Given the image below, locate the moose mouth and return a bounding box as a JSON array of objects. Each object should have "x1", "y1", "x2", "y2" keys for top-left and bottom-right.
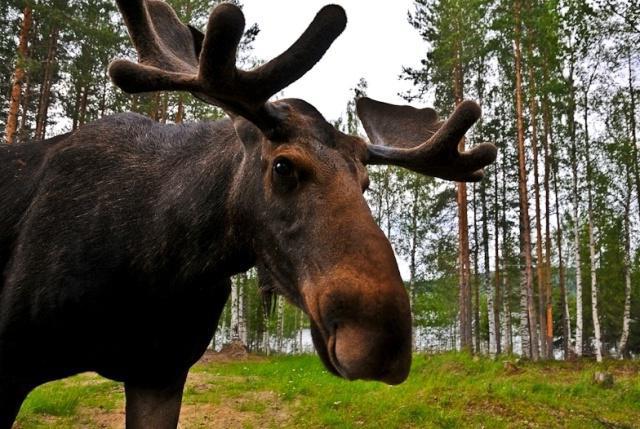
[
  {"x1": 309, "y1": 319, "x2": 343, "y2": 378},
  {"x1": 309, "y1": 318, "x2": 410, "y2": 385}
]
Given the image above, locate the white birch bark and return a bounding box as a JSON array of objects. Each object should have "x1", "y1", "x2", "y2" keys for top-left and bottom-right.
[
  {"x1": 230, "y1": 275, "x2": 247, "y2": 345},
  {"x1": 520, "y1": 273, "x2": 531, "y2": 358},
  {"x1": 573, "y1": 178, "x2": 583, "y2": 357},
  {"x1": 501, "y1": 157, "x2": 513, "y2": 354},
  {"x1": 619, "y1": 228, "x2": 632, "y2": 357},
  {"x1": 487, "y1": 272, "x2": 496, "y2": 355},
  {"x1": 238, "y1": 280, "x2": 247, "y2": 344},
  {"x1": 588, "y1": 213, "x2": 602, "y2": 362},
  {"x1": 230, "y1": 276, "x2": 240, "y2": 341},
  {"x1": 502, "y1": 275, "x2": 513, "y2": 354},
  {"x1": 619, "y1": 179, "x2": 632, "y2": 357},
  {"x1": 263, "y1": 311, "x2": 271, "y2": 356},
  {"x1": 583, "y1": 83, "x2": 601, "y2": 362},
  {"x1": 276, "y1": 295, "x2": 285, "y2": 353}
]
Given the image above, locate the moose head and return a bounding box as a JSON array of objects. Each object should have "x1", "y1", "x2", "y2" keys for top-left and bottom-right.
[{"x1": 109, "y1": 1, "x2": 496, "y2": 384}]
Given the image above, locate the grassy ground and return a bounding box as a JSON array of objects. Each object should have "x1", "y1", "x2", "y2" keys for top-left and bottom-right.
[{"x1": 14, "y1": 352, "x2": 640, "y2": 428}]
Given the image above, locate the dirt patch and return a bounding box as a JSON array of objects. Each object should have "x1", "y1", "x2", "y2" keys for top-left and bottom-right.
[
  {"x1": 69, "y1": 384, "x2": 291, "y2": 429},
  {"x1": 82, "y1": 408, "x2": 126, "y2": 428},
  {"x1": 197, "y1": 349, "x2": 267, "y2": 365},
  {"x1": 73, "y1": 390, "x2": 290, "y2": 429},
  {"x1": 184, "y1": 371, "x2": 248, "y2": 395},
  {"x1": 218, "y1": 340, "x2": 249, "y2": 359},
  {"x1": 179, "y1": 391, "x2": 290, "y2": 429}
]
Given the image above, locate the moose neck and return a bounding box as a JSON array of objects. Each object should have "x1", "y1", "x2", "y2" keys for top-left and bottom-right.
[{"x1": 148, "y1": 118, "x2": 258, "y2": 282}]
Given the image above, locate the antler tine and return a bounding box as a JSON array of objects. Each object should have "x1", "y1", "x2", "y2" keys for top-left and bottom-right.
[
  {"x1": 195, "y1": 3, "x2": 347, "y2": 132},
  {"x1": 242, "y1": 5, "x2": 348, "y2": 101},
  {"x1": 366, "y1": 101, "x2": 497, "y2": 182},
  {"x1": 109, "y1": 0, "x2": 201, "y2": 94},
  {"x1": 109, "y1": 1, "x2": 347, "y2": 138},
  {"x1": 115, "y1": 0, "x2": 157, "y2": 60}
]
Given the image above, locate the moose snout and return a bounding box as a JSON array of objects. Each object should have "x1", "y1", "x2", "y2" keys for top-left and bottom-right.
[
  {"x1": 306, "y1": 267, "x2": 412, "y2": 385},
  {"x1": 332, "y1": 319, "x2": 411, "y2": 384}
]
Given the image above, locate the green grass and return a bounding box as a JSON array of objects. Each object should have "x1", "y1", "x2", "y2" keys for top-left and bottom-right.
[{"x1": 15, "y1": 353, "x2": 640, "y2": 428}]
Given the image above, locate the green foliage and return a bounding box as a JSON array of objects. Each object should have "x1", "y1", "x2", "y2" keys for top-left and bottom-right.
[
  {"x1": 16, "y1": 353, "x2": 640, "y2": 428},
  {"x1": 403, "y1": 0, "x2": 491, "y2": 109}
]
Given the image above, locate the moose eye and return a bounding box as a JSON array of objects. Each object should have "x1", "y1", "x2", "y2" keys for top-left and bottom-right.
[{"x1": 273, "y1": 158, "x2": 294, "y2": 177}]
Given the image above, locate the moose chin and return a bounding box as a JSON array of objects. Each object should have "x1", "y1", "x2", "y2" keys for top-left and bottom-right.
[{"x1": 0, "y1": 1, "x2": 496, "y2": 427}]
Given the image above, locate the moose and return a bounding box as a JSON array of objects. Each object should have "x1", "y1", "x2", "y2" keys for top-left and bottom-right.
[{"x1": 0, "y1": 1, "x2": 497, "y2": 427}]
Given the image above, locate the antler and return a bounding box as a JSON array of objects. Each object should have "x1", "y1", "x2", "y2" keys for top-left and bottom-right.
[
  {"x1": 356, "y1": 98, "x2": 497, "y2": 182},
  {"x1": 109, "y1": 0, "x2": 347, "y2": 138}
]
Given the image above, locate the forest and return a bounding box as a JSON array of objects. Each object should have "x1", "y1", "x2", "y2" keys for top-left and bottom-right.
[{"x1": 1, "y1": 0, "x2": 639, "y2": 363}]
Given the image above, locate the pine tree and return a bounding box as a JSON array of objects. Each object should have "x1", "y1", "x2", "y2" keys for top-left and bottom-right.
[{"x1": 5, "y1": 3, "x2": 32, "y2": 144}]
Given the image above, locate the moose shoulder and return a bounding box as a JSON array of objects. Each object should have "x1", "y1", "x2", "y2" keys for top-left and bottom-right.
[{"x1": 0, "y1": 1, "x2": 497, "y2": 428}]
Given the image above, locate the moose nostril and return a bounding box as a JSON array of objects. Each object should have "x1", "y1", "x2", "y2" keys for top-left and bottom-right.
[{"x1": 330, "y1": 323, "x2": 411, "y2": 384}]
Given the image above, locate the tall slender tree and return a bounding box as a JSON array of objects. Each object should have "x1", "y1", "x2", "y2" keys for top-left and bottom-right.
[{"x1": 5, "y1": 3, "x2": 32, "y2": 144}]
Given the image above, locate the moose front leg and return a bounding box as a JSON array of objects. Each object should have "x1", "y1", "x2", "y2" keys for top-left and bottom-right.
[{"x1": 124, "y1": 373, "x2": 188, "y2": 429}]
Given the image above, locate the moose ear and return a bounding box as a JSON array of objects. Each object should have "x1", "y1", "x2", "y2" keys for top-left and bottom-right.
[{"x1": 356, "y1": 97, "x2": 442, "y2": 149}]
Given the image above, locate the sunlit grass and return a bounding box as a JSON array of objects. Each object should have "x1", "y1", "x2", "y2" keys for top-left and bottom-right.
[{"x1": 16, "y1": 352, "x2": 640, "y2": 428}]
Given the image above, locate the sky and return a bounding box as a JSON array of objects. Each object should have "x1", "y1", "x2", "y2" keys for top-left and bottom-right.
[{"x1": 240, "y1": 0, "x2": 429, "y2": 122}]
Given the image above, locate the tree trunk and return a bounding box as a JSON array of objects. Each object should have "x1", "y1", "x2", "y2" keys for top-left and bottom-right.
[
  {"x1": 78, "y1": 86, "x2": 89, "y2": 126},
  {"x1": 453, "y1": 33, "x2": 472, "y2": 352},
  {"x1": 276, "y1": 295, "x2": 285, "y2": 353},
  {"x1": 262, "y1": 311, "x2": 270, "y2": 356},
  {"x1": 620, "y1": 50, "x2": 636, "y2": 358},
  {"x1": 18, "y1": 72, "x2": 32, "y2": 142},
  {"x1": 230, "y1": 276, "x2": 241, "y2": 341},
  {"x1": 541, "y1": 60, "x2": 555, "y2": 360},
  {"x1": 514, "y1": 0, "x2": 538, "y2": 360},
  {"x1": 618, "y1": 165, "x2": 632, "y2": 358},
  {"x1": 239, "y1": 280, "x2": 247, "y2": 344},
  {"x1": 550, "y1": 117, "x2": 571, "y2": 359},
  {"x1": 150, "y1": 92, "x2": 161, "y2": 121},
  {"x1": 72, "y1": 83, "x2": 81, "y2": 131},
  {"x1": 584, "y1": 89, "x2": 602, "y2": 363},
  {"x1": 472, "y1": 184, "x2": 481, "y2": 353},
  {"x1": 493, "y1": 164, "x2": 502, "y2": 355},
  {"x1": 527, "y1": 54, "x2": 548, "y2": 360},
  {"x1": 627, "y1": 48, "x2": 640, "y2": 225},
  {"x1": 99, "y1": 74, "x2": 108, "y2": 118},
  {"x1": 566, "y1": 54, "x2": 584, "y2": 358},
  {"x1": 161, "y1": 92, "x2": 169, "y2": 124},
  {"x1": 409, "y1": 179, "x2": 420, "y2": 351},
  {"x1": 230, "y1": 275, "x2": 247, "y2": 346},
  {"x1": 481, "y1": 176, "x2": 496, "y2": 355},
  {"x1": 175, "y1": 94, "x2": 185, "y2": 123},
  {"x1": 5, "y1": 5, "x2": 32, "y2": 144},
  {"x1": 254, "y1": 297, "x2": 264, "y2": 352},
  {"x1": 35, "y1": 24, "x2": 60, "y2": 140},
  {"x1": 457, "y1": 149, "x2": 472, "y2": 352},
  {"x1": 219, "y1": 308, "x2": 227, "y2": 349},
  {"x1": 501, "y1": 153, "x2": 513, "y2": 354}
]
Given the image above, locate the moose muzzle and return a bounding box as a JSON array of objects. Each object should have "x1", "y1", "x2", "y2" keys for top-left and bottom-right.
[{"x1": 303, "y1": 232, "x2": 412, "y2": 385}]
